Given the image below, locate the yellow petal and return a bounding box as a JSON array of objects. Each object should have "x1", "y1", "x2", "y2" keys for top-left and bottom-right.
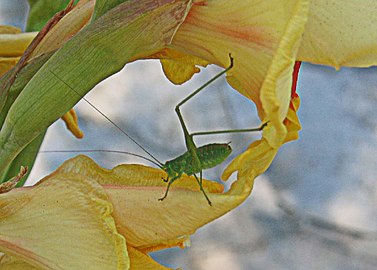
[
  {"x1": 0, "y1": 254, "x2": 39, "y2": 269},
  {"x1": 0, "y1": 26, "x2": 21, "y2": 34},
  {"x1": 0, "y1": 173, "x2": 128, "y2": 269},
  {"x1": 298, "y1": 1, "x2": 377, "y2": 68},
  {"x1": 0, "y1": 57, "x2": 19, "y2": 76},
  {"x1": 128, "y1": 247, "x2": 172, "y2": 270},
  {"x1": 0, "y1": 32, "x2": 36, "y2": 58},
  {"x1": 61, "y1": 108, "x2": 84, "y2": 139},
  {"x1": 150, "y1": 48, "x2": 209, "y2": 84},
  {"x1": 0, "y1": 27, "x2": 37, "y2": 75},
  {"x1": 53, "y1": 155, "x2": 223, "y2": 193},
  {"x1": 171, "y1": 0, "x2": 306, "y2": 113},
  {"x1": 50, "y1": 155, "x2": 262, "y2": 252},
  {"x1": 283, "y1": 95, "x2": 301, "y2": 143}
]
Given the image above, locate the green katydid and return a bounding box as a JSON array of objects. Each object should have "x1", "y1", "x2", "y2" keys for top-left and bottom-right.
[
  {"x1": 158, "y1": 55, "x2": 267, "y2": 205},
  {"x1": 49, "y1": 55, "x2": 267, "y2": 205}
]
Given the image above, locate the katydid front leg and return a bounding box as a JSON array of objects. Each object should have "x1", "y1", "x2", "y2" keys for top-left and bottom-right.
[{"x1": 174, "y1": 104, "x2": 210, "y2": 204}]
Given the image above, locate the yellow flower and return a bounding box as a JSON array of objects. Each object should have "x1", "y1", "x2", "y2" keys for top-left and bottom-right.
[
  {"x1": 1, "y1": 0, "x2": 377, "y2": 269},
  {"x1": 1, "y1": 0, "x2": 309, "y2": 268}
]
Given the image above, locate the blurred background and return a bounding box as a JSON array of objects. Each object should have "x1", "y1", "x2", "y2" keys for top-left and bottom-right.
[{"x1": 2, "y1": 1, "x2": 377, "y2": 269}]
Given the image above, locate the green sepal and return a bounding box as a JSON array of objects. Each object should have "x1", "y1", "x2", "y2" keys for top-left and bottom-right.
[{"x1": 0, "y1": 132, "x2": 45, "y2": 185}]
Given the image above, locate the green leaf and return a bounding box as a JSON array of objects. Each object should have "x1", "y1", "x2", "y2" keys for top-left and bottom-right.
[
  {"x1": 0, "y1": 132, "x2": 45, "y2": 185},
  {"x1": 0, "y1": 53, "x2": 53, "y2": 185},
  {"x1": 27, "y1": 0, "x2": 80, "y2": 31},
  {"x1": 0, "y1": 52, "x2": 54, "y2": 126},
  {"x1": 0, "y1": 69, "x2": 13, "y2": 115},
  {"x1": 92, "y1": 0, "x2": 128, "y2": 21},
  {"x1": 0, "y1": 0, "x2": 192, "y2": 174}
]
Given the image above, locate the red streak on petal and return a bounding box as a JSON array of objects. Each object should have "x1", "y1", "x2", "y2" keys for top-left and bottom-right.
[
  {"x1": 184, "y1": 8, "x2": 272, "y2": 50},
  {"x1": 220, "y1": 26, "x2": 266, "y2": 46},
  {"x1": 291, "y1": 61, "x2": 301, "y2": 99},
  {"x1": 289, "y1": 61, "x2": 301, "y2": 111}
]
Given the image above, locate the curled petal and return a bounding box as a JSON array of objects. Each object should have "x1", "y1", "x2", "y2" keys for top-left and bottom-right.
[{"x1": 283, "y1": 95, "x2": 301, "y2": 143}]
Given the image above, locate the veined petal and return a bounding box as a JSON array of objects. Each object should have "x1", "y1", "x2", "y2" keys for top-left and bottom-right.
[
  {"x1": 0, "y1": 172, "x2": 128, "y2": 269},
  {"x1": 298, "y1": 1, "x2": 377, "y2": 68}
]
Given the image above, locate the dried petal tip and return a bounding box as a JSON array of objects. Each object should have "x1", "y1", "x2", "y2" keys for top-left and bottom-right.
[
  {"x1": 0, "y1": 166, "x2": 28, "y2": 194},
  {"x1": 61, "y1": 108, "x2": 84, "y2": 138}
]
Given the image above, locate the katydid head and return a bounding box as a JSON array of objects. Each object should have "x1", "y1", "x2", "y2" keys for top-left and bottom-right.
[{"x1": 162, "y1": 161, "x2": 181, "y2": 181}]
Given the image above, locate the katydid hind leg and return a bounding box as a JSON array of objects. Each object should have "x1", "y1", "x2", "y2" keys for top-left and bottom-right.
[
  {"x1": 174, "y1": 54, "x2": 234, "y2": 151},
  {"x1": 194, "y1": 172, "x2": 212, "y2": 206},
  {"x1": 190, "y1": 121, "x2": 269, "y2": 137}
]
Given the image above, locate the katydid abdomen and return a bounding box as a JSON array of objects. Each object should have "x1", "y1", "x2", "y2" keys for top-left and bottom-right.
[{"x1": 163, "y1": 143, "x2": 232, "y2": 178}]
